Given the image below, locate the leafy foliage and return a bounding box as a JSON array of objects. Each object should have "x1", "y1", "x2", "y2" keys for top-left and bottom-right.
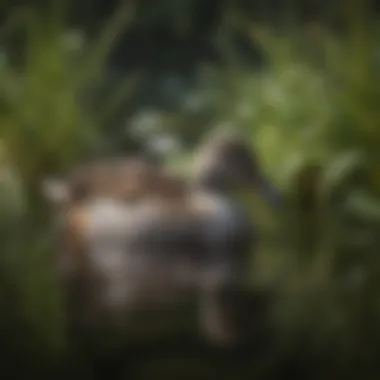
[{"x1": 0, "y1": 0, "x2": 380, "y2": 378}]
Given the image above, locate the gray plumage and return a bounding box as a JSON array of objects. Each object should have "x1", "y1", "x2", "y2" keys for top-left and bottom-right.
[{"x1": 43, "y1": 130, "x2": 280, "y2": 347}]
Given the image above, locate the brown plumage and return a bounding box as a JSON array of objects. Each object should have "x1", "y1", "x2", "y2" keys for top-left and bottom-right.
[
  {"x1": 55, "y1": 156, "x2": 185, "y2": 203},
  {"x1": 42, "y1": 131, "x2": 280, "y2": 347}
]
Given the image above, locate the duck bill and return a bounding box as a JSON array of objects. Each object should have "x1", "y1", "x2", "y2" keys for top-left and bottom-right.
[{"x1": 252, "y1": 174, "x2": 282, "y2": 208}]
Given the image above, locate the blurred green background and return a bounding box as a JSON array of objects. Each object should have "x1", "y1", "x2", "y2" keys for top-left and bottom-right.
[{"x1": 1, "y1": 0, "x2": 380, "y2": 379}]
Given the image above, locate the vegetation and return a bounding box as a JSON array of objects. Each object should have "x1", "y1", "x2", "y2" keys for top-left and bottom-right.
[{"x1": 0, "y1": 1, "x2": 380, "y2": 379}]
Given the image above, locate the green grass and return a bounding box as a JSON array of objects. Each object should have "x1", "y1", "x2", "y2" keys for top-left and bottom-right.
[
  {"x1": 209, "y1": 8, "x2": 380, "y2": 375},
  {"x1": 0, "y1": 1, "x2": 136, "y2": 369},
  {"x1": 0, "y1": 1, "x2": 380, "y2": 378}
]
